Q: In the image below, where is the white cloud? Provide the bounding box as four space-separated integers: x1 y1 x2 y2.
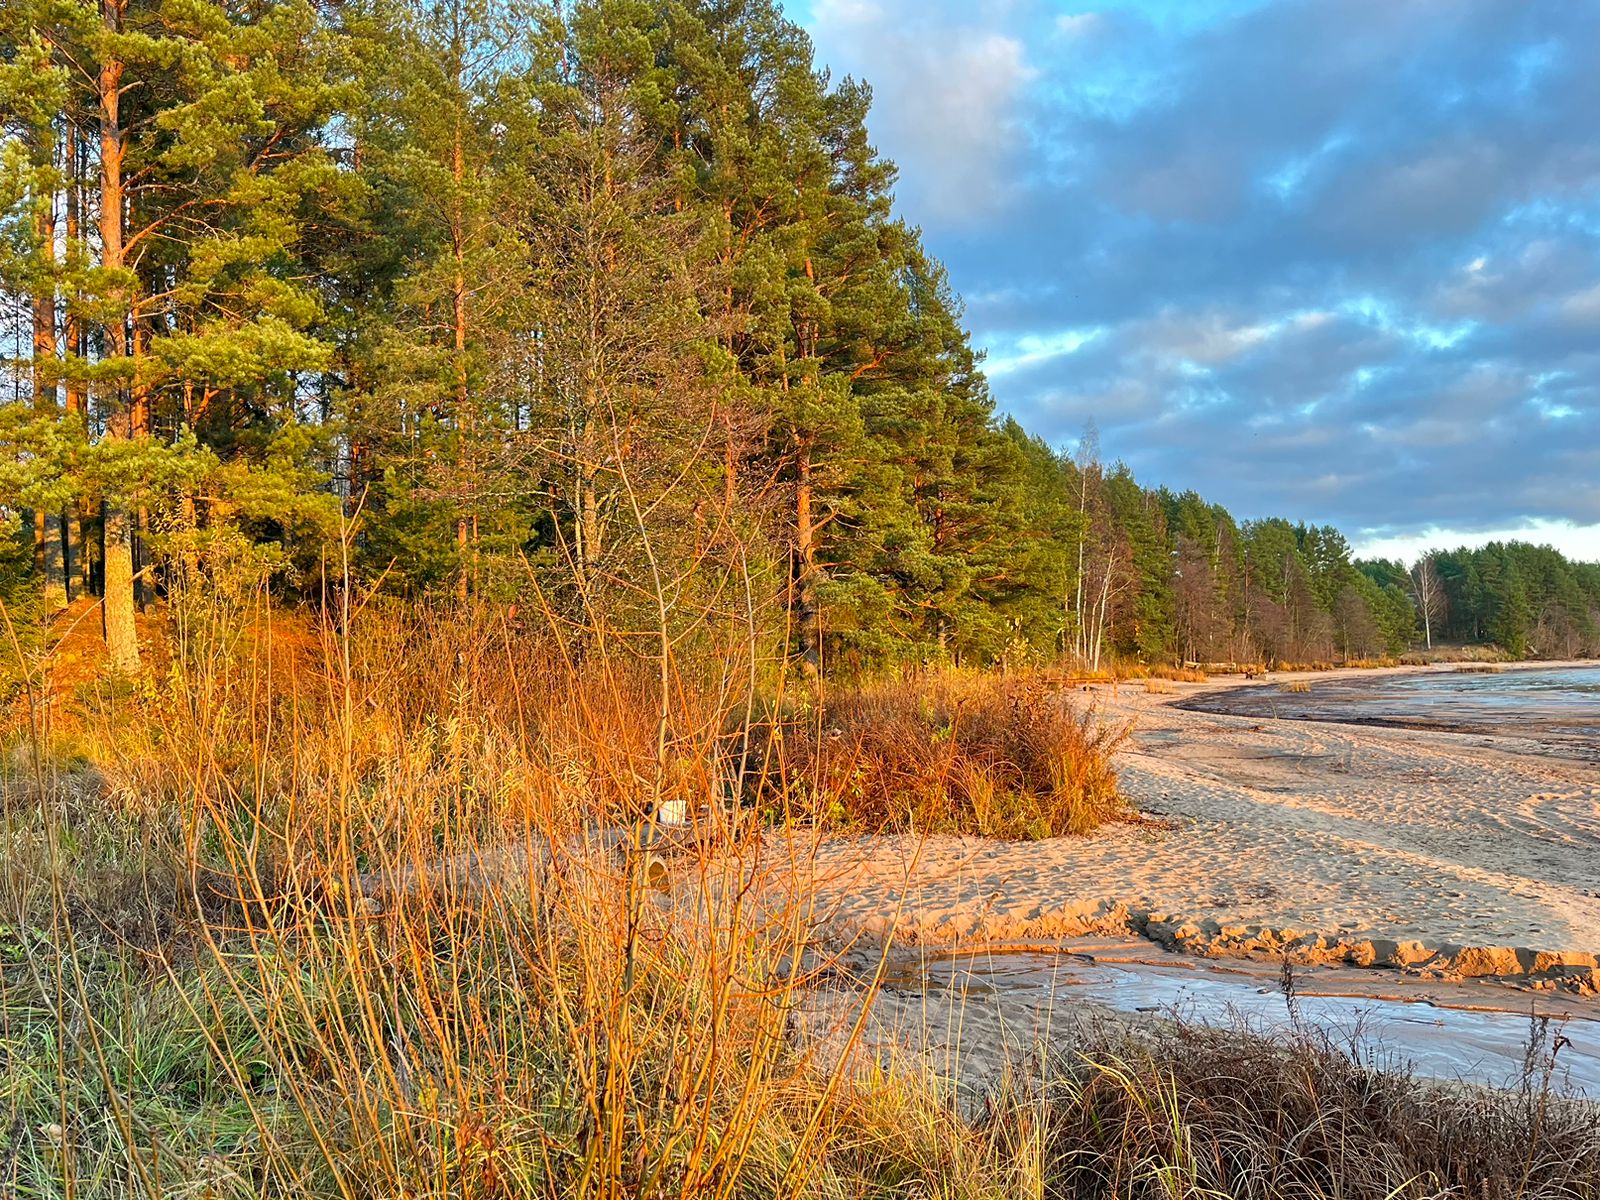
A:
808 0 881 26
1559 282 1600 324
1135 310 1278 365
1354 520 1600 564
806 1 1034 226
1054 13 1100 38
984 326 1104 375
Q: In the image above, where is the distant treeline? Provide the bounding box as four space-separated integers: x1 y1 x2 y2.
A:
2 0 1595 673
1358 543 1600 661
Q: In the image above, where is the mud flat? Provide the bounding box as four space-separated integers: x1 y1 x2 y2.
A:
795 664 1600 996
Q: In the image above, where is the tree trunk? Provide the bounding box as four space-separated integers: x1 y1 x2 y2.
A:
98 0 140 670
38 517 66 615
451 56 474 603
64 121 86 601
102 502 140 673
1091 563 1114 673
580 461 601 584
722 408 737 528
34 134 67 614
131 319 154 607
794 437 819 673
1073 476 1087 661
177 489 199 594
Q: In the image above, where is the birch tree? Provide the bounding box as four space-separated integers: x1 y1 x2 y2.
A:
1409 553 1443 650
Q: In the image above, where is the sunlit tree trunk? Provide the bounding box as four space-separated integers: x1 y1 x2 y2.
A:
98 0 140 671
452 99 472 601
794 435 819 673
63 121 87 601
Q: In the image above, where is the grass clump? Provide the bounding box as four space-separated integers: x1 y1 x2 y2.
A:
1116 663 1208 683
768 671 1128 839
1400 645 1515 666
1013 1018 1600 1200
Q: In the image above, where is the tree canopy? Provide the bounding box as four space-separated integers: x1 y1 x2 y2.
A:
4 0 1597 672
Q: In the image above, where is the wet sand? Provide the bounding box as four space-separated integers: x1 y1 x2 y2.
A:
1178 662 1600 763
792 665 1600 1096
801 941 1600 1101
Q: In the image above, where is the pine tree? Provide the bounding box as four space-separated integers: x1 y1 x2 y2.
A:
4 0 349 669
0 22 71 612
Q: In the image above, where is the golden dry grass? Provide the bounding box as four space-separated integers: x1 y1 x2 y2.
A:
761 671 1129 839
2 595 1595 1199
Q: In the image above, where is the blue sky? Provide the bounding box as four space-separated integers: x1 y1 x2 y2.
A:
792 0 1600 561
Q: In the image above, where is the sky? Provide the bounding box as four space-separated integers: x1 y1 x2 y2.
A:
792 0 1600 561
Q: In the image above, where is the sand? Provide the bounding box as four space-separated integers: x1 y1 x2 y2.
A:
792 664 1600 994
353 663 1600 1091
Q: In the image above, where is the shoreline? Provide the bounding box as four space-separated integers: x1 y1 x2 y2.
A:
792 660 1600 1005
1164 659 1600 762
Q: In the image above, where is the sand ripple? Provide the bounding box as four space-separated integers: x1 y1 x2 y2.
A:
797 675 1600 992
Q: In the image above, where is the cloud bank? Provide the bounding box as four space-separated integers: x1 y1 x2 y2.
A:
799 0 1600 557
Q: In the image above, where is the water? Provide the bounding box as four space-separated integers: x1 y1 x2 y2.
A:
1368 665 1600 722
1183 664 1600 754
898 952 1600 1095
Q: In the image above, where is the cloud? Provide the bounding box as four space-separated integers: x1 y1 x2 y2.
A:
1054 12 1100 38
801 0 1600 558
806 1 1035 225
1357 521 1600 564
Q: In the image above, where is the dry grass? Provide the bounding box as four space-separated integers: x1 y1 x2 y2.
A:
1 596 851 1200
761 671 1130 839
1006 1016 1600 1200
1118 663 1208 683
1400 645 1515 666
1279 679 1313 694
2 594 1595 1199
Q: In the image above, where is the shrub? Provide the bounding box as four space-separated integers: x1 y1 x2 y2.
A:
761 672 1128 839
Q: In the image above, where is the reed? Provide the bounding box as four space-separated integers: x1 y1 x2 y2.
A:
2 593 1593 1199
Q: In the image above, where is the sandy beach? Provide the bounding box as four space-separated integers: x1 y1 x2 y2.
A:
795 663 1600 996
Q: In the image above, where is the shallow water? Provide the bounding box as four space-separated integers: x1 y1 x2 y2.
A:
1182 664 1600 755
1370 665 1600 717
895 952 1600 1096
